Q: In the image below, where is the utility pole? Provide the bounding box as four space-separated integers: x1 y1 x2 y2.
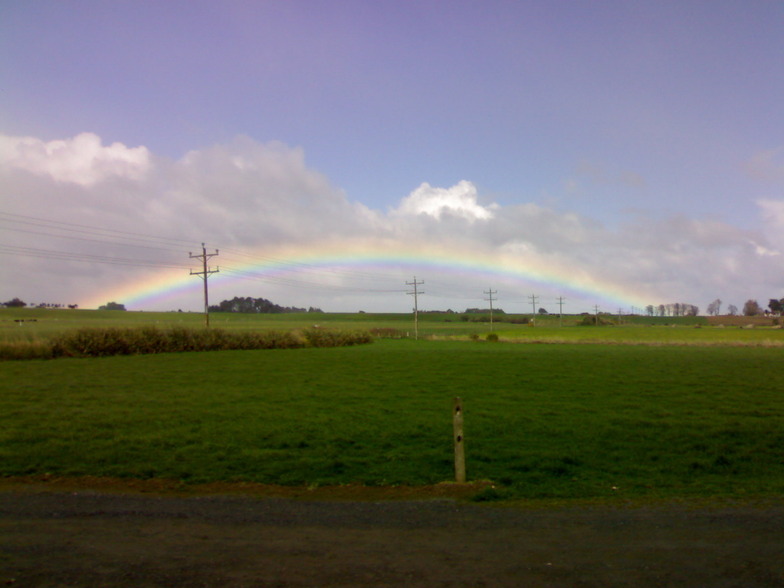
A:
528 294 539 326
484 288 497 331
557 296 566 327
593 304 600 326
406 277 424 340
189 243 219 327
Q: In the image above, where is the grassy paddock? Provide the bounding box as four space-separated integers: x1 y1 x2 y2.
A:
1 339 782 500
2 307 782 346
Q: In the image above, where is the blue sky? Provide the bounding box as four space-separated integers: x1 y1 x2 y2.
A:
1 1 783 313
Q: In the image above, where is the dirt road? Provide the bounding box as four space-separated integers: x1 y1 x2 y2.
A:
2 488 783 587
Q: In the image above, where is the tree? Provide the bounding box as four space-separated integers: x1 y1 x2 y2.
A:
707 299 722 316
742 299 761 317
99 302 127 311
727 304 738 316
2 298 26 308
208 296 307 314
768 299 783 315
538 308 548 314
645 305 654 317
661 302 698 317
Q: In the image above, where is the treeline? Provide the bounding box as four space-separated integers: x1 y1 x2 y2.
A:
645 303 699 317
706 298 784 317
1 298 79 309
208 296 323 314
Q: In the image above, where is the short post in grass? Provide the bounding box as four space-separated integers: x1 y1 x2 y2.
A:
453 397 466 483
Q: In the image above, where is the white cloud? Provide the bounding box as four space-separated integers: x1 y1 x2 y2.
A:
749 241 780 257
0 132 151 186
2 132 782 313
392 180 495 221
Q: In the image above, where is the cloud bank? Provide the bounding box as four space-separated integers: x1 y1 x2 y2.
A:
1 132 782 314
0 133 151 186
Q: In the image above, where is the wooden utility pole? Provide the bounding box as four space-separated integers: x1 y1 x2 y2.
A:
406 277 424 340
484 288 497 331
189 243 219 327
557 296 566 327
528 294 539 326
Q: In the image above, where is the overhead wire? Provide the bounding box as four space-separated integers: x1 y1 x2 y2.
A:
2 212 567 307
0 212 196 248
0 224 188 256
1 212 411 293
0 243 190 269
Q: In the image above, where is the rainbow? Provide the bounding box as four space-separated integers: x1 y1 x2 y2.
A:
84 239 655 312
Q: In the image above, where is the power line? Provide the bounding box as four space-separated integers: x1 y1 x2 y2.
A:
0 237 590 314
0 225 186 255
0 243 189 269
2 214 605 313
0 212 195 248
2 213 407 292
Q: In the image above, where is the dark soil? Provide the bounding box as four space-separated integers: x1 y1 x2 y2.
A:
1 478 783 587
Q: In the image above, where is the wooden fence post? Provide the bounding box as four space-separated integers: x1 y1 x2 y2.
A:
453 397 466 483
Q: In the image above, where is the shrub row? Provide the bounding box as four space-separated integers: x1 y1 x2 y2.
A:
0 340 54 361
0 327 373 360
302 328 373 348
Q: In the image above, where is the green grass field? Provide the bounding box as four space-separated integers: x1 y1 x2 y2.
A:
2 306 782 344
1 308 783 501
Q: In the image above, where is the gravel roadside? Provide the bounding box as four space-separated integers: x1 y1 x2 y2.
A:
2 490 784 587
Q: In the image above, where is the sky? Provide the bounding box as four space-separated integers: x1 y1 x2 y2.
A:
1 1 783 315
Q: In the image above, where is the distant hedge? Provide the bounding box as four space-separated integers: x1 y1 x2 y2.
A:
0 327 373 360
